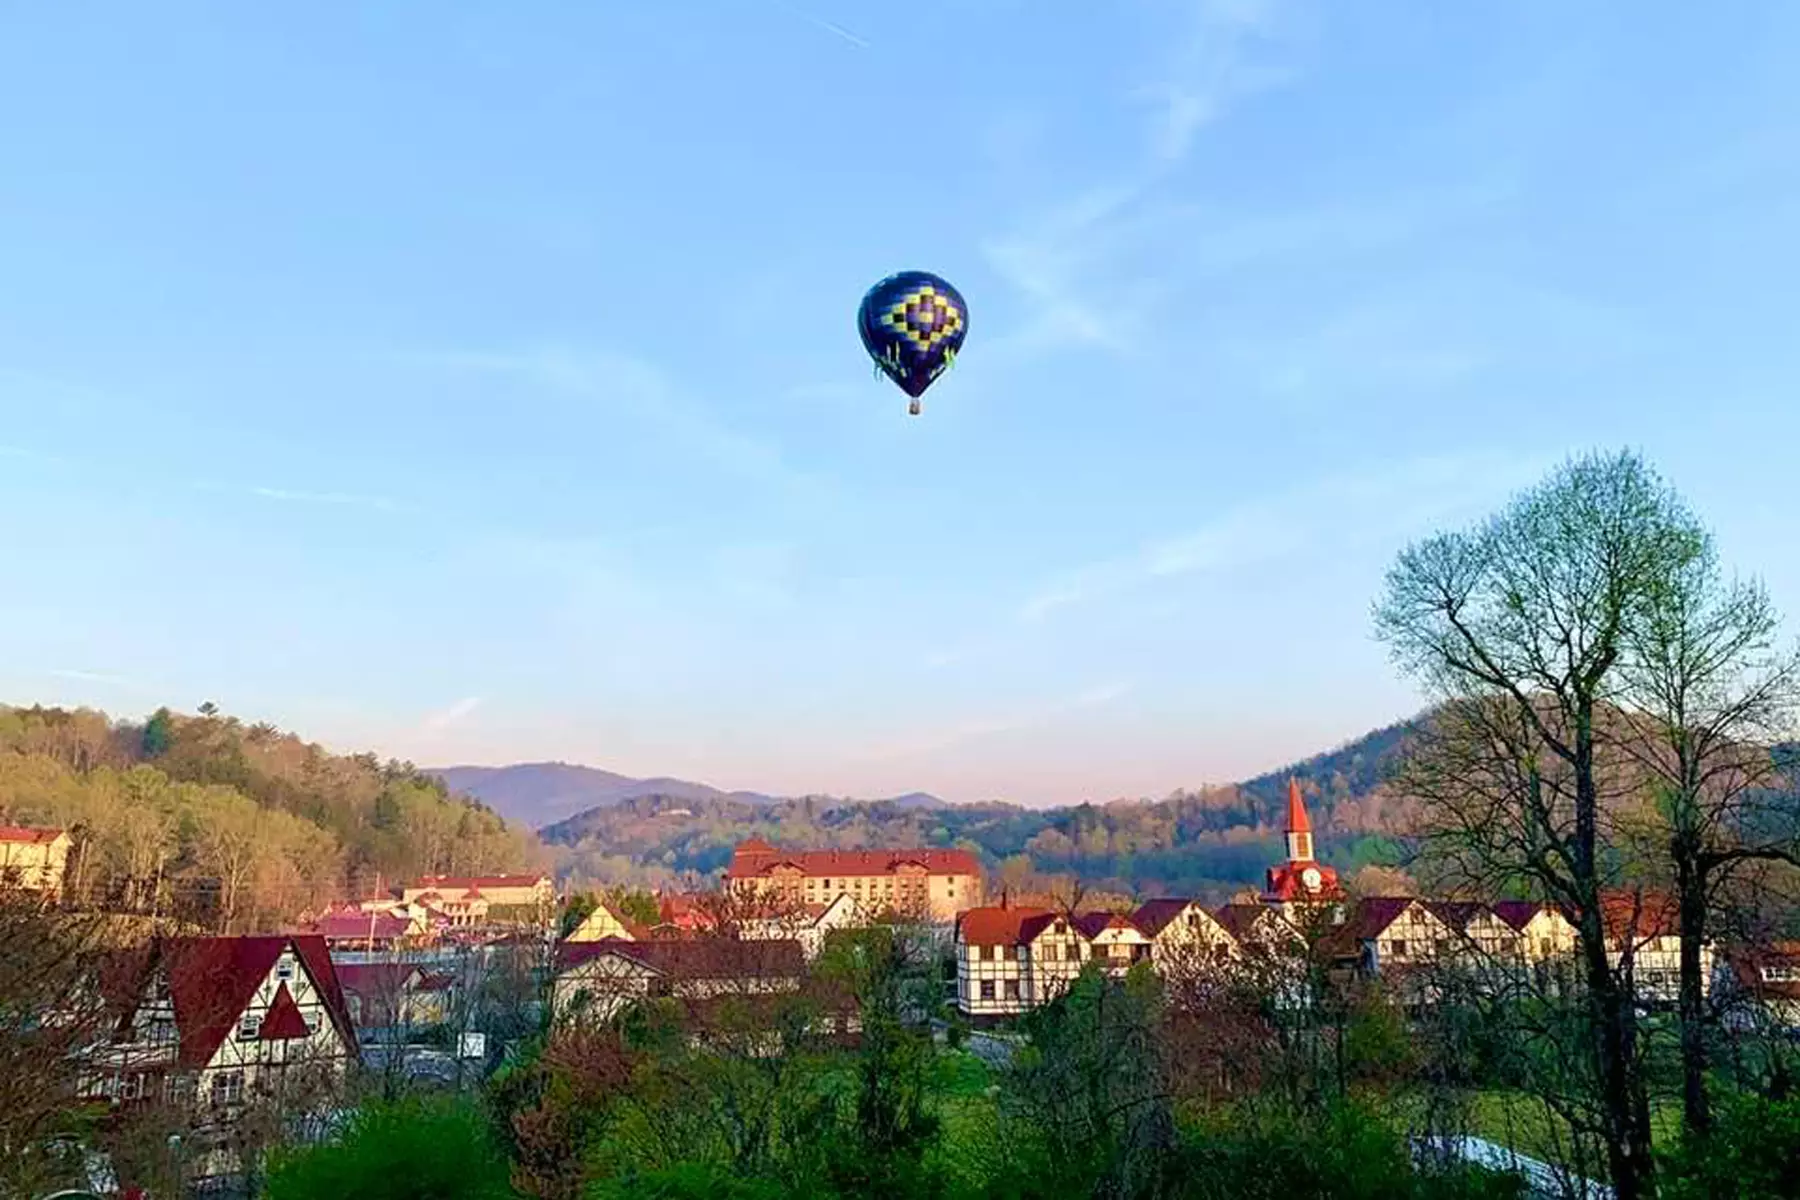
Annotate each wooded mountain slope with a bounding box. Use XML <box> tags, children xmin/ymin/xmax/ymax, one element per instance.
<box><xmin>538</xmin><ymin>718</ymin><xmax>1423</xmax><ymax>898</ymax></box>
<box><xmin>0</xmin><ymin>704</ymin><xmax>537</xmax><ymax>932</ymax></box>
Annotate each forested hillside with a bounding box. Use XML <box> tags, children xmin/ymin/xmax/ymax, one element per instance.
<box><xmin>0</xmin><ymin>703</ymin><xmax>538</xmax><ymax>933</ymax></box>
<box><xmin>540</xmin><ymin>718</ymin><xmax>1425</xmax><ymax>898</ymax></box>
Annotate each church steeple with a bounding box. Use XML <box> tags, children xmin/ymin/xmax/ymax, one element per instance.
<box><xmin>1284</xmin><ymin>778</ymin><xmax>1314</xmax><ymax>864</ymax></box>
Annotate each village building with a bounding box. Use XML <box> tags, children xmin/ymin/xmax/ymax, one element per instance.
<box><xmin>1334</xmin><ymin>897</ymin><xmax>1457</xmax><ymax>975</ymax></box>
<box><xmin>1213</xmin><ymin>903</ymin><xmax>1304</xmax><ymax>954</ymax></box>
<box><xmin>1132</xmin><ymin>898</ymin><xmax>1239</xmax><ymax>967</ymax></box>
<box><xmin>738</xmin><ymin>892</ymin><xmax>861</xmax><ymax>959</ymax></box>
<box><xmin>303</xmin><ymin>905</ymin><xmax>433</xmax><ymax>952</ymax></box>
<box><xmin>953</xmin><ymin>906</ymin><xmax>1091</xmax><ymax>1020</ymax></box>
<box><xmin>1427</xmin><ymin>900</ymin><xmax>1527</xmax><ymax>964</ymax></box>
<box><xmin>725</xmin><ymin>838</ymin><xmax>982</xmax><ymax>923</ymax></box>
<box><xmin>651</xmin><ymin>892</ymin><xmax>719</xmax><ymax>937</ymax></box>
<box><xmin>1600</xmin><ymin>891</ymin><xmax>1711</xmax><ymax>1005</ymax></box>
<box><xmin>1719</xmin><ymin>942</ymin><xmax>1800</xmax><ymax>1032</ymax></box>
<box><xmin>1491</xmin><ymin>900</ymin><xmax>1580</xmax><ymax>964</ymax></box>
<box><xmin>0</xmin><ymin>824</ymin><xmax>73</xmax><ymax>898</ymax></box>
<box><xmin>1072</xmin><ymin>910</ymin><xmax>1154</xmax><ymax>974</ymax></box>
<box><xmin>1260</xmin><ymin>780</ymin><xmax>1343</xmax><ymax>923</ymax></box>
<box><xmin>552</xmin><ymin>937</ymin><xmax>806</xmax><ymax>1023</ymax></box>
<box><xmin>398</xmin><ymin>873</ymin><xmax>554</xmax><ymax>913</ymax></box>
<box><xmin>564</xmin><ymin>900</ymin><xmax>642</xmax><ymax>943</ymax></box>
<box><xmin>82</xmin><ymin>934</ymin><xmax>358</xmax><ymax>1112</ymax></box>
<box><xmin>334</xmin><ymin>962</ymin><xmax>455</xmax><ymax>1037</ymax></box>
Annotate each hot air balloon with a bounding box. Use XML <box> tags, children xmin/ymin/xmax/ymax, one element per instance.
<box><xmin>857</xmin><ymin>270</ymin><xmax>968</xmax><ymax>415</ymax></box>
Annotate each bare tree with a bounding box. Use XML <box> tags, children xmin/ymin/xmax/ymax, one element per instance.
<box><xmin>1374</xmin><ymin>449</ymin><xmax>1707</xmax><ymax>1200</ymax></box>
<box><xmin>1614</xmin><ymin>535</ymin><xmax>1800</xmax><ymax>1135</ymax></box>
<box><xmin>0</xmin><ymin>891</ymin><xmax>113</xmax><ymax>1199</ymax></box>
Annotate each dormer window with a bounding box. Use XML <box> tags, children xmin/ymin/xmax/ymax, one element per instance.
<box><xmin>237</xmin><ymin>1013</ymin><xmax>262</xmax><ymax>1041</ymax></box>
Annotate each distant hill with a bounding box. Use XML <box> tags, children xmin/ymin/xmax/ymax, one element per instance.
<box><xmin>430</xmin><ymin>762</ymin><xmax>950</xmax><ymax>829</ymax></box>
<box><xmin>530</xmin><ymin>717</ymin><xmax>1430</xmax><ymax>899</ymax></box>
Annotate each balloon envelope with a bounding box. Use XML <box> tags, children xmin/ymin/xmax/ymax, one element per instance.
<box><xmin>857</xmin><ymin>271</ymin><xmax>968</xmax><ymax>400</ymax></box>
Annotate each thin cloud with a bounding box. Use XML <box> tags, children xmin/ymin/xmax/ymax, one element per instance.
<box><xmin>982</xmin><ymin>2</ymin><xmax>1308</xmax><ymax>359</ymax></box>
<box><xmin>1017</xmin><ymin>451</ymin><xmax>1551</xmax><ymax>623</ymax></box>
<box><xmin>422</xmin><ymin>696</ymin><xmax>482</xmax><ymax>733</ymax></box>
<box><xmin>406</xmin><ymin>347</ymin><xmax>825</xmax><ymax>502</ymax></box>
<box><xmin>764</xmin><ymin>0</ymin><xmax>869</xmax><ymax>48</ymax></box>
<box><xmin>250</xmin><ymin>487</ymin><xmax>402</xmax><ymax>512</ymax></box>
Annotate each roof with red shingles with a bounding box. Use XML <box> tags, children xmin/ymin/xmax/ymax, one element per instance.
<box><xmin>307</xmin><ymin>910</ymin><xmax>412</xmax><ymax>941</ymax></box>
<box><xmin>257</xmin><ymin>982</ymin><xmax>312</xmax><ymax>1040</ymax></box>
<box><xmin>1599</xmin><ymin>890</ymin><xmax>1680</xmax><ymax>943</ymax></box>
<box><xmin>0</xmin><ymin>825</ymin><xmax>66</xmax><ymax>844</ymax></box>
<box><xmin>1491</xmin><ymin>900</ymin><xmax>1550</xmax><ymax>932</ymax></box>
<box><xmin>104</xmin><ymin>935</ymin><xmax>356</xmax><ymax>1069</ymax></box>
<box><xmin>726</xmin><ymin>842</ymin><xmax>980</xmax><ymax>880</ymax></box>
<box><xmin>954</xmin><ymin>905</ymin><xmax>1059</xmax><ymax>946</ymax></box>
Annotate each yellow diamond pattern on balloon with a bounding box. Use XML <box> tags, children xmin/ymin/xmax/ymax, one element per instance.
<box><xmin>879</xmin><ymin>284</ymin><xmax>964</xmax><ymax>353</ymax></box>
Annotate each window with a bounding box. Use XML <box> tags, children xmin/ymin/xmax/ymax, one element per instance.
<box><xmin>1765</xmin><ymin>966</ymin><xmax>1800</xmax><ymax>983</ymax></box>
<box><xmin>120</xmin><ymin>1072</ymin><xmax>148</xmax><ymax>1102</ymax></box>
<box><xmin>980</xmin><ymin>981</ymin><xmax>995</xmax><ymax>1001</ymax></box>
<box><xmin>237</xmin><ymin>1013</ymin><xmax>262</xmax><ymax>1041</ymax></box>
<box><xmin>1013</xmin><ymin>944</ymin><xmax>1027</xmax><ymax>962</ymax></box>
<box><xmin>1045</xmin><ymin>943</ymin><xmax>1060</xmax><ymax>963</ymax></box>
<box><xmin>149</xmin><ymin>1017</ymin><xmax>176</xmax><ymax>1045</ymax></box>
<box><xmin>211</xmin><ymin>1071</ymin><xmax>244</xmax><ymax>1108</ymax></box>
<box><xmin>275</xmin><ymin>958</ymin><xmax>295</xmax><ymax>981</ymax></box>
<box><xmin>1391</xmin><ymin>940</ymin><xmax>1409</xmax><ymax>959</ymax></box>
<box><xmin>1003</xmin><ymin>980</ymin><xmax>1019</xmax><ymax>1001</ymax></box>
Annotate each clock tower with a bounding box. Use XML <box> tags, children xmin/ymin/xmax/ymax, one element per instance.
<box><xmin>1262</xmin><ymin>778</ymin><xmax>1342</xmax><ymax>917</ymax></box>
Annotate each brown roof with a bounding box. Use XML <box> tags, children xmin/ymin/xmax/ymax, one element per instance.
<box><xmin>1072</xmin><ymin>911</ymin><xmax>1139</xmax><ymax>939</ymax></box>
<box><xmin>1212</xmin><ymin>904</ymin><xmax>1276</xmax><ymax>941</ymax></box>
<box><xmin>1343</xmin><ymin>897</ymin><xmax>1425</xmax><ymax>941</ymax></box>
<box><xmin>0</xmin><ymin>825</ymin><xmax>65</xmax><ymax>844</ymax></box>
<box><xmin>1490</xmin><ymin>900</ymin><xmax>1548</xmax><ymax>932</ymax></box>
<box><xmin>1132</xmin><ymin>898</ymin><xmax>1199</xmax><ymax>938</ymax></box>
<box><xmin>556</xmin><ymin>937</ymin><xmax>805</xmax><ymax>979</ymax></box>
<box><xmin>1427</xmin><ymin>900</ymin><xmax>1496</xmax><ymax>933</ymax></box>
<box><xmin>955</xmin><ymin>905</ymin><xmax>1058</xmax><ymax>947</ymax></box>
<box><xmin>726</xmin><ymin>842</ymin><xmax>980</xmax><ymax>881</ymax></box>
<box><xmin>307</xmin><ymin>911</ymin><xmax>412</xmax><ymax>941</ymax></box>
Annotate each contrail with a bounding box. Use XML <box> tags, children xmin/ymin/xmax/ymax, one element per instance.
<box><xmin>765</xmin><ymin>0</ymin><xmax>869</xmax><ymax>48</ymax></box>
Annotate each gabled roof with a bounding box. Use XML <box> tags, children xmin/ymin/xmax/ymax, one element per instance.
<box><xmin>955</xmin><ymin>905</ymin><xmax>1058</xmax><ymax>947</ymax></box>
<box><xmin>107</xmin><ymin>935</ymin><xmax>355</xmax><ymax>1069</ymax></box>
<box><xmin>258</xmin><ymin>982</ymin><xmax>312</xmax><ymax>1040</ymax></box>
<box><xmin>1724</xmin><ymin>942</ymin><xmax>1800</xmax><ymax>1001</ymax></box>
<box><xmin>334</xmin><ymin>962</ymin><xmax>426</xmax><ymax>1004</ymax></box>
<box><xmin>1132</xmin><ymin>898</ymin><xmax>1199</xmax><ymax>938</ymax></box>
<box><xmin>307</xmin><ymin>911</ymin><xmax>412</xmax><ymax>941</ymax></box>
<box><xmin>1072</xmin><ymin>911</ymin><xmax>1142</xmax><ymax>940</ymax></box>
<box><xmin>0</xmin><ymin>825</ymin><xmax>67</xmax><ymax>844</ymax></box>
<box><xmin>1343</xmin><ymin>897</ymin><xmax>1427</xmax><ymax>941</ymax></box>
<box><xmin>556</xmin><ymin>937</ymin><xmax>805</xmax><ymax>979</ymax></box>
<box><xmin>1211</xmin><ymin>904</ymin><xmax>1299</xmax><ymax>945</ymax></box>
<box><xmin>1427</xmin><ymin>900</ymin><xmax>1505</xmax><ymax>934</ymax></box>
<box><xmin>1490</xmin><ymin>900</ymin><xmax>1549</xmax><ymax>932</ymax></box>
<box><xmin>726</xmin><ymin>842</ymin><xmax>980</xmax><ymax>880</ymax></box>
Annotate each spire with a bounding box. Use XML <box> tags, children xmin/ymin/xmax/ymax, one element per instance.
<box><xmin>1285</xmin><ymin>777</ymin><xmax>1312</xmax><ymax>834</ymax></box>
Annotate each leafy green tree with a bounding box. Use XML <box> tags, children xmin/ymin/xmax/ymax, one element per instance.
<box><xmin>263</xmin><ymin>1097</ymin><xmax>518</xmax><ymax>1200</ymax></box>
<box><xmin>141</xmin><ymin>707</ymin><xmax>174</xmax><ymax>757</ymax></box>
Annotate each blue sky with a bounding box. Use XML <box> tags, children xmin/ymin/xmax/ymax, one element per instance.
<box><xmin>4</xmin><ymin>1</ymin><xmax>1799</xmax><ymax>806</ymax></box>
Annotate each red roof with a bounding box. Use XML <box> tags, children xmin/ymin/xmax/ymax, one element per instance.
<box><xmin>0</xmin><ymin>825</ymin><xmax>65</xmax><ymax>844</ymax></box>
<box><xmin>1285</xmin><ymin>778</ymin><xmax>1312</xmax><ymax>834</ymax></box>
<box><xmin>257</xmin><ymin>982</ymin><xmax>312</xmax><ymax>1041</ymax></box>
<box><xmin>1599</xmin><ymin>890</ymin><xmax>1680</xmax><ymax>943</ymax></box>
<box><xmin>107</xmin><ymin>935</ymin><xmax>355</xmax><ymax>1069</ymax></box>
<box><xmin>1491</xmin><ymin>900</ymin><xmax>1547</xmax><ymax>932</ymax></box>
<box><xmin>414</xmin><ymin>874</ymin><xmax>547</xmax><ymax>890</ymax></box>
<box><xmin>556</xmin><ymin>937</ymin><xmax>805</xmax><ymax>978</ymax></box>
<box><xmin>307</xmin><ymin>911</ymin><xmax>412</xmax><ymax>941</ymax></box>
<box><xmin>726</xmin><ymin>842</ymin><xmax>980</xmax><ymax>881</ymax></box>
<box><xmin>1427</xmin><ymin>900</ymin><xmax>1496</xmax><ymax>933</ymax></box>
<box><xmin>955</xmin><ymin>905</ymin><xmax>1059</xmax><ymax>947</ymax></box>
<box><xmin>1263</xmin><ymin>859</ymin><xmax>1342</xmax><ymax>902</ymax></box>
